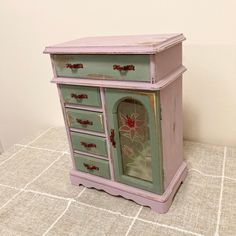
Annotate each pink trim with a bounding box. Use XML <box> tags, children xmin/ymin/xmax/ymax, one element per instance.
<box><xmin>69</xmin><ymin>128</ymin><xmax>106</xmax><ymax>137</ymax></box>
<box><xmin>50</xmin><ymin>54</ymin><xmax>57</xmax><ymax>77</ymax></box>
<box><xmin>65</xmin><ymin>104</ymin><xmax>103</xmax><ymax>112</ymax></box>
<box><xmin>44</xmin><ymin>34</ymin><xmax>186</xmax><ymax>54</ymax></box>
<box><xmin>70</xmin><ymin>161</ymin><xmax>187</xmax><ymax>213</ymax></box>
<box><xmin>51</xmin><ymin>66</ymin><xmax>186</xmax><ymax>90</ymax></box>
<box><xmin>150</xmin><ymin>54</ymin><xmax>156</xmax><ymax>83</ymax></box>
<box><xmin>74</xmin><ymin>150</ymin><xmax>108</xmax><ymax>161</ymax></box>
<box><xmin>100</xmin><ymin>87</ymin><xmax>115</xmax><ymax>181</ymax></box>
<box><xmin>155</xmin><ymin>44</ymin><xmax>182</xmax><ymax>82</ymax></box>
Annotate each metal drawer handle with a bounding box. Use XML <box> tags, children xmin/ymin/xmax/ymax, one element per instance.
<box><xmin>109</xmin><ymin>129</ymin><xmax>116</xmax><ymax>148</ymax></box>
<box><xmin>71</xmin><ymin>93</ymin><xmax>88</xmax><ymax>99</ymax></box>
<box><xmin>113</xmin><ymin>64</ymin><xmax>135</xmax><ymax>71</ymax></box>
<box><xmin>84</xmin><ymin>163</ymin><xmax>99</xmax><ymax>171</ymax></box>
<box><xmin>76</xmin><ymin>119</ymin><xmax>93</xmax><ymax>125</ymax></box>
<box><xmin>80</xmin><ymin>141</ymin><xmax>96</xmax><ymax>148</ymax></box>
<box><xmin>83</xmin><ymin>163</ymin><xmax>99</xmax><ymax>171</ymax></box>
<box><xmin>66</xmin><ymin>63</ymin><xmax>84</xmax><ymax>69</ymax></box>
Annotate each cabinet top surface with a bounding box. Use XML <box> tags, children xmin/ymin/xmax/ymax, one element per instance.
<box><xmin>44</xmin><ymin>34</ymin><xmax>185</xmax><ymax>54</ymax></box>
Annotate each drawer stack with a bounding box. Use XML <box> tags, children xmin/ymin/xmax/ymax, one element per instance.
<box><xmin>59</xmin><ymin>84</ymin><xmax>110</xmax><ymax>179</ymax></box>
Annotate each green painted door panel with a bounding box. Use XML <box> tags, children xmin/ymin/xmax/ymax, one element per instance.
<box><xmin>71</xmin><ymin>132</ymin><xmax>107</xmax><ymax>157</ymax></box>
<box><xmin>53</xmin><ymin>54</ymin><xmax>150</xmax><ymax>82</ymax></box>
<box><xmin>105</xmin><ymin>89</ymin><xmax>163</xmax><ymax>194</ymax></box>
<box><xmin>60</xmin><ymin>85</ymin><xmax>101</xmax><ymax>107</ymax></box>
<box><xmin>74</xmin><ymin>154</ymin><xmax>110</xmax><ymax>179</ymax></box>
<box><xmin>66</xmin><ymin>108</ymin><xmax>104</xmax><ymax>133</ymax></box>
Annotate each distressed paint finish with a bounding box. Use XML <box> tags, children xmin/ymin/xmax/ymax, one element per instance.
<box><xmin>74</xmin><ymin>153</ymin><xmax>110</xmax><ymax>179</ymax></box>
<box><xmin>70</xmin><ymin>162</ymin><xmax>187</xmax><ymax>213</ymax></box>
<box><xmin>160</xmin><ymin>77</ymin><xmax>183</xmax><ymax>189</ymax></box>
<box><xmin>56</xmin><ymin>85</ymin><xmax>76</xmax><ymax>169</ymax></box>
<box><xmin>45</xmin><ymin>34</ymin><xmax>187</xmax><ymax>213</ymax></box>
<box><xmin>105</xmin><ymin>89</ymin><xmax>163</xmax><ymax>194</ymax></box>
<box><xmin>53</xmin><ymin>54</ymin><xmax>151</xmax><ymax>82</ymax></box>
<box><xmin>66</xmin><ymin>108</ymin><xmax>104</xmax><ymax>133</ymax></box>
<box><xmin>70</xmin><ymin>132</ymin><xmax>107</xmax><ymax>157</ymax></box>
<box><xmin>52</xmin><ymin>65</ymin><xmax>186</xmax><ymax>91</ymax></box>
<box><xmin>74</xmin><ymin>150</ymin><xmax>108</xmax><ymax>161</ymax></box>
<box><xmin>65</xmin><ymin>104</ymin><xmax>103</xmax><ymax>113</ymax></box>
<box><xmin>60</xmin><ymin>84</ymin><xmax>101</xmax><ymax>107</ymax></box>
<box><xmin>69</xmin><ymin>128</ymin><xmax>106</xmax><ymax>138</ymax></box>
<box><xmin>44</xmin><ymin>34</ymin><xmax>186</xmax><ymax>54</ymax></box>
<box><xmin>154</xmin><ymin>43</ymin><xmax>183</xmax><ymax>82</ymax></box>
<box><xmin>100</xmin><ymin>87</ymin><xmax>115</xmax><ymax>181</ymax></box>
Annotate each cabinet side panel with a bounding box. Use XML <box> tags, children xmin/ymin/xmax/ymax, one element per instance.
<box><xmin>155</xmin><ymin>44</ymin><xmax>182</xmax><ymax>82</ymax></box>
<box><xmin>160</xmin><ymin>77</ymin><xmax>183</xmax><ymax>189</ymax></box>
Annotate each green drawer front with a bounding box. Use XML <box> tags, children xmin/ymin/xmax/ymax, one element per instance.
<box><xmin>71</xmin><ymin>132</ymin><xmax>107</xmax><ymax>157</ymax></box>
<box><xmin>53</xmin><ymin>54</ymin><xmax>150</xmax><ymax>82</ymax></box>
<box><xmin>74</xmin><ymin>154</ymin><xmax>110</xmax><ymax>179</ymax></box>
<box><xmin>60</xmin><ymin>85</ymin><xmax>101</xmax><ymax>107</ymax></box>
<box><xmin>66</xmin><ymin>108</ymin><xmax>104</xmax><ymax>133</ymax></box>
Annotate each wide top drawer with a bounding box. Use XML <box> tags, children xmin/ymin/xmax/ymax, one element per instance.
<box><xmin>52</xmin><ymin>54</ymin><xmax>150</xmax><ymax>82</ymax></box>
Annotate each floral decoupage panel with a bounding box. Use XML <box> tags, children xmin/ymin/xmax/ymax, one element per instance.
<box><xmin>117</xmin><ymin>98</ymin><xmax>152</xmax><ymax>182</ymax></box>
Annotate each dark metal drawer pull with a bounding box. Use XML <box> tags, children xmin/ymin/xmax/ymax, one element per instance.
<box><xmin>113</xmin><ymin>64</ymin><xmax>135</xmax><ymax>71</ymax></box>
<box><xmin>66</xmin><ymin>63</ymin><xmax>83</xmax><ymax>69</ymax></box>
<box><xmin>71</xmin><ymin>93</ymin><xmax>88</xmax><ymax>99</ymax></box>
<box><xmin>76</xmin><ymin>119</ymin><xmax>93</xmax><ymax>125</ymax></box>
<box><xmin>83</xmin><ymin>163</ymin><xmax>99</xmax><ymax>171</ymax></box>
<box><xmin>80</xmin><ymin>142</ymin><xmax>96</xmax><ymax>148</ymax></box>
<box><xmin>109</xmin><ymin>129</ymin><xmax>116</xmax><ymax>148</ymax></box>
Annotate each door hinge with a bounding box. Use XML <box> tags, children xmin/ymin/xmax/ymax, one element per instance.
<box><xmin>160</xmin><ymin>107</ymin><xmax>162</xmax><ymax>120</ymax></box>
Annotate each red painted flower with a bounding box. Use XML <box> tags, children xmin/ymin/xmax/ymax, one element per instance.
<box><xmin>119</xmin><ymin>113</ymin><xmax>145</xmax><ymax>141</ymax></box>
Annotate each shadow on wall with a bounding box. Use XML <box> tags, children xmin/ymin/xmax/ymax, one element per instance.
<box><xmin>182</xmin><ymin>43</ymin><xmax>236</xmax><ymax>146</ymax></box>
<box><xmin>183</xmin><ymin>102</ymin><xmax>201</xmax><ymax>142</ymax></box>
<box><xmin>0</xmin><ymin>140</ymin><xmax>4</xmax><ymax>154</ymax></box>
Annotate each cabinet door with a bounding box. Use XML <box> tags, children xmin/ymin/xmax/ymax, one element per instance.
<box><xmin>105</xmin><ymin>89</ymin><xmax>163</xmax><ymax>194</ymax></box>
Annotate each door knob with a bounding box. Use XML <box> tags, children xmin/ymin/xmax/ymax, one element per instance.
<box><xmin>109</xmin><ymin>129</ymin><xmax>116</xmax><ymax>148</ymax></box>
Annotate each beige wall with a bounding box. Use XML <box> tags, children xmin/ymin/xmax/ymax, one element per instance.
<box><xmin>0</xmin><ymin>0</ymin><xmax>236</xmax><ymax>150</ymax></box>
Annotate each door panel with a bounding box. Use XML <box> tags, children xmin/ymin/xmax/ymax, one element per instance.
<box><xmin>106</xmin><ymin>89</ymin><xmax>163</xmax><ymax>194</ymax></box>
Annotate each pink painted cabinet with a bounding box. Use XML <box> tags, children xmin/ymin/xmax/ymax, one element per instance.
<box><xmin>44</xmin><ymin>34</ymin><xmax>187</xmax><ymax>213</ymax></box>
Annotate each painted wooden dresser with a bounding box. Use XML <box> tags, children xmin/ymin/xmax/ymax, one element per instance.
<box><xmin>44</xmin><ymin>34</ymin><xmax>187</xmax><ymax>213</ymax></box>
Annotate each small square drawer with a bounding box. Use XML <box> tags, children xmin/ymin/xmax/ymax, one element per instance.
<box><xmin>66</xmin><ymin>108</ymin><xmax>104</xmax><ymax>133</ymax></box>
<box><xmin>53</xmin><ymin>54</ymin><xmax>150</xmax><ymax>82</ymax></box>
<box><xmin>71</xmin><ymin>132</ymin><xmax>107</xmax><ymax>157</ymax></box>
<box><xmin>74</xmin><ymin>154</ymin><xmax>110</xmax><ymax>179</ymax></box>
<box><xmin>60</xmin><ymin>85</ymin><xmax>101</xmax><ymax>107</ymax></box>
